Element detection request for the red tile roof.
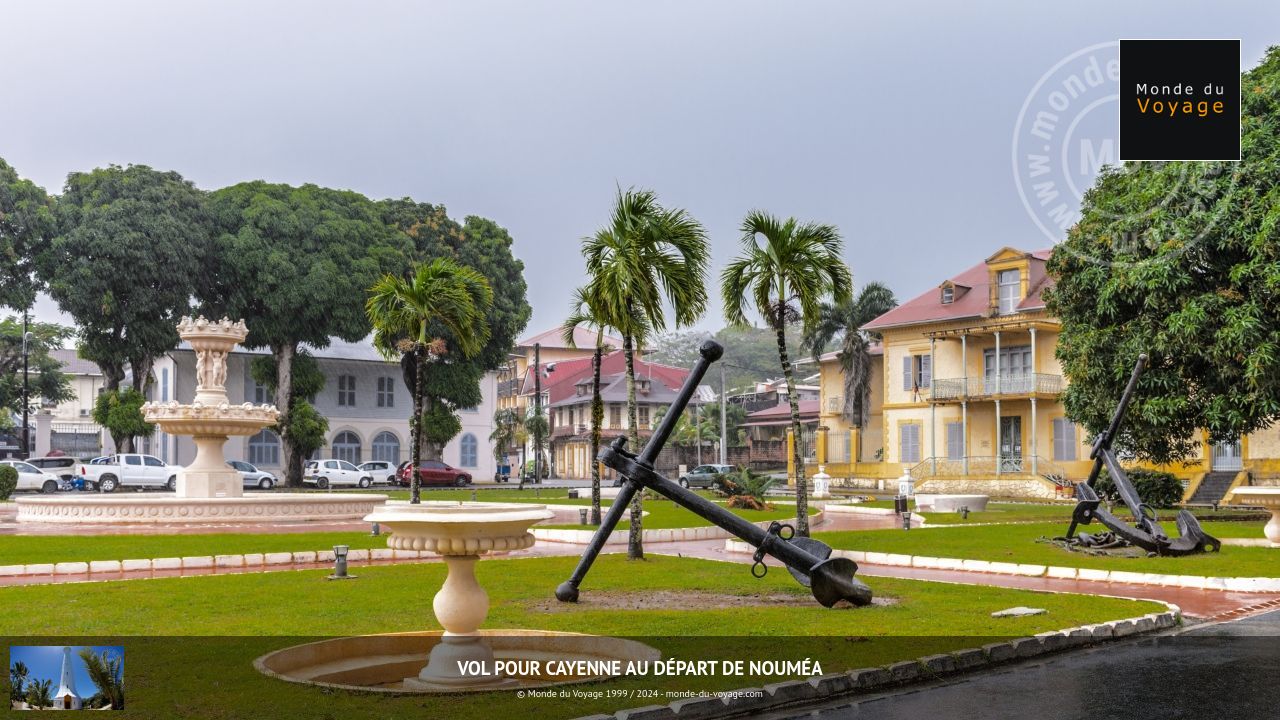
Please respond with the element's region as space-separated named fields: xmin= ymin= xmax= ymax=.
xmin=862 ymin=247 xmax=1053 ymax=331
xmin=517 ymin=325 xmax=624 ymax=350
xmin=520 ymin=349 xmax=690 ymax=404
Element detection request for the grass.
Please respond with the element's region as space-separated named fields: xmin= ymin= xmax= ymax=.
xmin=854 ymin=500 xmax=1267 ymax=526
xmin=0 ymin=554 xmax=1164 ymax=719
xmin=816 ymin=521 xmax=1277 ymax=577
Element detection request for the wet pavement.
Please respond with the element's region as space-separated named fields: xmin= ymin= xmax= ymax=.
xmin=766 ymin=609 xmax=1280 ymax=720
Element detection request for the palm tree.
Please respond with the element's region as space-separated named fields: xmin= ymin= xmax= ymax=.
xmin=722 ymin=211 xmax=852 ymax=537
xmin=802 ymin=282 xmax=897 ymax=460
xmin=78 ymin=647 xmax=124 ymax=710
xmin=489 ymin=408 xmax=520 ymax=472
xmin=582 ymin=187 xmax=709 ymax=559
xmin=9 ymin=660 xmax=28 ymax=704
xmin=562 ymin=285 xmax=617 ymax=526
xmin=367 ymin=258 xmax=493 ymax=504
xmin=25 ymin=678 xmax=52 ymax=710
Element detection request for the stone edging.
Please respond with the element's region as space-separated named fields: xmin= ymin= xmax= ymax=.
xmin=578 ymin=606 xmax=1181 ymax=720
xmin=535 ymin=511 xmax=824 ymax=546
xmin=0 ymin=547 xmax=430 ymax=579
xmin=724 ymin=540 xmax=1280 ymax=593
xmin=820 ymin=503 xmax=926 ymax=526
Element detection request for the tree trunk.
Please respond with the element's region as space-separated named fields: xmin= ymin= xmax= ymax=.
xmin=130 ymin=355 xmax=154 ymax=397
xmin=273 ymin=342 xmax=303 ymax=487
xmin=776 ymin=320 xmax=810 ymax=537
xmin=623 ymin=334 xmax=643 ymax=560
xmin=410 ymin=346 xmax=426 ymax=504
xmin=590 ymin=344 xmax=603 ymax=525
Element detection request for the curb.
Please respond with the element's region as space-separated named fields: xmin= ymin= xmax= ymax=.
xmin=0 ymin=547 xmax=432 ymax=580
xmin=579 ymin=606 xmax=1181 ymax=720
xmin=723 ymin=540 xmax=1280 ymax=593
xmin=535 ymin=511 xmax=825 ymax=546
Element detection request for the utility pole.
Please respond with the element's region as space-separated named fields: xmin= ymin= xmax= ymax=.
xmin=21 ymin=311 xmax=31 ymax=459
xmin=533 ymin=342 xmax=542 ymax=484
xmin=694 ymin=397 xmax=702 ymax=466
xmin=719 ymin=362 xmax=727 ymax=465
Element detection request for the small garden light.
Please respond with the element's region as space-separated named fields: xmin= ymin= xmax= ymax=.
xmin=579 ymin=508 xmax=589 ymax=525
xmin=902 ymin=510 xmax=912 ymax=531
xmin=328 ymin=544 xmax=355 ymax=580
xmin=370 ymin=522 xmax=380 ymax=537
xmin=960 ymin=506 xmax=970 ymax=520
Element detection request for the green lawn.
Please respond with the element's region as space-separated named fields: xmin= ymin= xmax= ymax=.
xmin=0 ymin=531 xmax=386 ymax=565
xmin=817 ymin=521 xmax=1277 ymax=577
xmin=0 ymin=555 xmax=1164 ymax=719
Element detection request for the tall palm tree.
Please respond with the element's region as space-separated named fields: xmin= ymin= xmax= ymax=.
xmin=78 ymin=648 xmax=124 ymax=710
xmin=722 ymin=211 xmax=852 ymax=537
xmin=367 ymin=258 xmax=493 ymax=504
xmin=489 ymin=408 xmax=520 ymax=471
xmin=802 ymin=282 xmax=897 ymax=460
xmin=9 ymin=660 xmax=28 ymax=704
xmin=562 ymin=285 xmax=618 ymax=526
xmin=582 ymin=187 xmax=709 ymax=559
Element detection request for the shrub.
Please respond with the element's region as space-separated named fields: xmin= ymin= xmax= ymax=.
xmin=0 ymin=464 xmax=17 ymax=501
xmin=713 ymin=468 xmax=776 ymax=511
xmin=1094 ymin=467 xmax=1183 ymax=508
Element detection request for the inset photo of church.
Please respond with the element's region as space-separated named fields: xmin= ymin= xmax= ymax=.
xmin=9 ymin=645 xmax=124 ymax=711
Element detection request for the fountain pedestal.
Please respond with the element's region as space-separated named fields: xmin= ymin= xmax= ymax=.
xmin=1227 ymin=487 xmax=1280 ymax=545
xmin=363 ymin=501 xmax=553 ymax=689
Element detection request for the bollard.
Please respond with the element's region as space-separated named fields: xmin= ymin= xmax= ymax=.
xmin=328 ymin=544 xmax=356 ymax=580
xmin=471 ymin=489 xmax=477 ymax=502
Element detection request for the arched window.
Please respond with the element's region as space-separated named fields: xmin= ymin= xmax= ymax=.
xmin=460 ymin=433 xmax=478 ymax=468
xmin=371 ymin=431 xmax=401 ymax=464
xmin=248 ymin=429 xmax=281 ymax=466
xmin=332 ymin=431 xmax=362 ymax=464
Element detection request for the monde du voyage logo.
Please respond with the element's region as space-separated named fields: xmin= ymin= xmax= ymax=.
xmin=1120 ymin=39 xmax=1241 ymax=161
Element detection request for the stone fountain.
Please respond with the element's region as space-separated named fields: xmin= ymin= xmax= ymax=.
xmin=1226 ymin=487 xmax=1280 ymax=546
xmin=15 ymin=317 xmax=387 ymax=525
xmin=255 ymin=501 xmax=658 ymax=693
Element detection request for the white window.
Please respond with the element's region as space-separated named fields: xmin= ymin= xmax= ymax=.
xmin=337 ymin=375 xmax=356 ymax=407
xmin=371 ymin=431 xmax=400 ymax=464
xmin=946 ymin=421 xmax=964 ymax=460
xmin=899 ymin=424 xmax=921 ymax=463
xmin=253 ymin=380 xmax=270 ymax=405
xmin=1053 ymin=418 xmax=1078 ymax=461
xmin=332 ymin=431 xmax=362 ymax=464
xmin=248 ymin=429 xmax=280 ymax=466
xmin=460 ymin=433 xmax=478 ymax=468
xmin=376 ymin=376 xmax=395 ymax=408
xmin=941 ymin=286 xmax=954 ymax=304
xmin=997 ymin=269 xmax=1021 ymax=314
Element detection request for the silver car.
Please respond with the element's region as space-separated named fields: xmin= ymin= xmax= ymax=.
xmin=678 ymin=463 xmax=735 ymax=489
xmin=227 ymin=460 xmax=276 ymax=490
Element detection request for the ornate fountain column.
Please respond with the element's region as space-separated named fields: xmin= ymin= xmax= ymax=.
xmin=143 ymin=317 xmax=281 ymax=499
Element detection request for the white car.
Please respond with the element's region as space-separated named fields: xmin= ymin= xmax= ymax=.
xmin=303 ymin=459 xmax=373 ymax=489
xmin=358 ymin=460 xmax=398 ymax=485
xmin=227 ymin=460 xmax=276 ymax=490
xmin=79 ymin=454 xmax=181 ymax=492
xmin=1 ymin=459 xmax=62 ymax=494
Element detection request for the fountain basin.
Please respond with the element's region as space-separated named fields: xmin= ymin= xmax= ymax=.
xmin=15 ymin=492 xmax=387 ymax=524
xmin=1226 ymin=487 xmax=1280 ymax=545
xmin=255 ymin=630 xmax=661 ymax=694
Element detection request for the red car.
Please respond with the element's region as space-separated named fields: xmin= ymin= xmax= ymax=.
xmin=397 ymin=460 xmax=473 ymax=487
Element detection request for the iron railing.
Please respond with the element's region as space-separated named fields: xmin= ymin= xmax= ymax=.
xmin=930 ymin=373 xmax=1064 ymax=401
xmin=908 ymin=455 xmax=1065 ymax=480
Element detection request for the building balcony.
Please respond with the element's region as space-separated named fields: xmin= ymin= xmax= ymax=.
xmin=928 ymin=373 xmax=1063 ymax=402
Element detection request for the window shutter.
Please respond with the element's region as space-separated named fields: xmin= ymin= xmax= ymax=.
xmin=902 ymin=356 xmax=912 ymax=390
xmin=920 ymin=355 xmax=932 ymax=388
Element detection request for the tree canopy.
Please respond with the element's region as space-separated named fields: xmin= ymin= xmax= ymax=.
xmin=0 ymin=157 xmax=55 ymax=312
xmin=0 ymin=317 xmax=73 ymax=428
xmin=1046 ymin=47 xmax=1280 ymax=464
xmin=41 ymin=164 xmax=209 ymax=390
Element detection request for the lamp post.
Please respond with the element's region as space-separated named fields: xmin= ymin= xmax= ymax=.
xmin=21 ymin=311 xmax=32 ymax=459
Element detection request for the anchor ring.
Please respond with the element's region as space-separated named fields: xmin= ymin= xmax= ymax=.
xmin=751 ymin=561 xmax=768 ymax=578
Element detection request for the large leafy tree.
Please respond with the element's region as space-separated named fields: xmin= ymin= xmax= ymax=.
xmin=0 ymin=318 xmax=73 ymax=429
xmin=0 ymin=158 xmax=55 ymax=312
xmin=93 ymin=389 xmax=155 ymax=454
xmin=42 ymin=164 xmax=209 ymax=393
xmin=250 ymin=352 xmax=329 ymax=464
xmin=379 ymin=200 xmax=530 ymax=461
xmin=562 ymin=285 xmax=619 ymax=525
xmin=1047 ymin=48 xmax=1280 ymax=464
xmin=367 ymin=258 xmax=492 ymax=503
xmin=723 ymin=211 xmax=852 ymax=536
xmin=582 ymin=187 xmax=708 ymax=560
xmin=802 ymin=281 xmax=897 ymax=456
xmin=201 ymin=182 xmax=411 ymax=486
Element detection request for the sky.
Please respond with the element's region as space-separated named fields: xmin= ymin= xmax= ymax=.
xmin=3 ymin=1 xmax=1277 ymax=337
xmin=9 ymin=645 xmax=123 ymax=700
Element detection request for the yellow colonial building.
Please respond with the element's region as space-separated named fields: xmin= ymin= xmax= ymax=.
xmin=810 ymin=246 xmax=1280 ymax=501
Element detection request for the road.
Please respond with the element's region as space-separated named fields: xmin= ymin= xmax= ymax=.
xmin=767 ymin=609 xmax=1280 ymax=720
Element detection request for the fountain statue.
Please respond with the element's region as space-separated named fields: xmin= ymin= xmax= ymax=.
xmin=15 ymin=317 xmax=387 ymax=524
xmin=142 ymin=316 xmax=280 ymax=498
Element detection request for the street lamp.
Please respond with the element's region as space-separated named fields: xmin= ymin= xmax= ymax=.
xmin=21 ymin=312 xmax=33 ymax=459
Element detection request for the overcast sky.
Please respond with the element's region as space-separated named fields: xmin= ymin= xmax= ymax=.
xmin=4 ymin=1 xmax=1276 ymax=337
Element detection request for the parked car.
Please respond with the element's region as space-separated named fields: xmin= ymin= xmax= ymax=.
xmin=79 ymin=454 xmax=180 ymax=492
xmin=358 ymin=460 xmax=398 ymax=485
xmin=678 ymin=463 xmax=735 ymax=489
xmin=0 ymin=459 xmax=62 ymax=494
xmin=23 ymin=456 xmax=79 ymax=481
xmin=304 ymin=459 xmax=374 ymax=489
xmin=227 ymin=460 xmax=275 ymax=490
xmin=397 ymin=460 xmax=472 ymax=487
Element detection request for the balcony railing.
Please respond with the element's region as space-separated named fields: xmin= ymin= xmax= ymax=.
xmin=908 ymin=455 xmax=1067 ymax=481
xmin=930 ymin=373 xmax=1063 ymax=401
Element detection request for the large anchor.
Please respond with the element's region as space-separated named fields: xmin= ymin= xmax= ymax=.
xmin=1063 ymin=354 xmax=1220 ymax=556
xmin=555 ymin=340 xmax=873 ymax=607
